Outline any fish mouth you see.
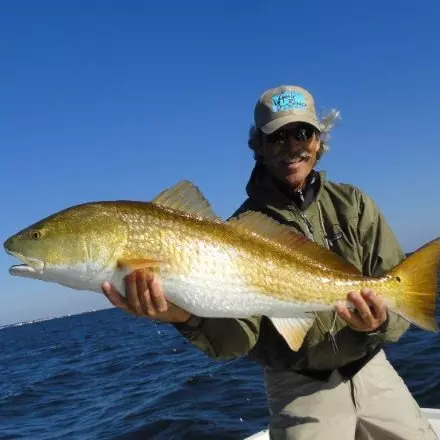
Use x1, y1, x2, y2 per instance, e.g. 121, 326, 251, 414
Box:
5, 250, 45, 277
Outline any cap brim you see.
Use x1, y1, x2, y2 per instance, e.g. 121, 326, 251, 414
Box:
260, 115, 321, 134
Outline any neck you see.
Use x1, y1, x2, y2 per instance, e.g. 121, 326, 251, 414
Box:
272, 172, 315, 196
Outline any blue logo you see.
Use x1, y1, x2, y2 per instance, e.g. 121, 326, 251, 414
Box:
272, 91, 307, 112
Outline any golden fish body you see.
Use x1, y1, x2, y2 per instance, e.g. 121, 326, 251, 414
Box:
4, 181, 440, 350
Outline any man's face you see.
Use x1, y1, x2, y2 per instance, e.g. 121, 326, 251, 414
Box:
259, 122, 320, 189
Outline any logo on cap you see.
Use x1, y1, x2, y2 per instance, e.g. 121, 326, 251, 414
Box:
271, 91, 307, 113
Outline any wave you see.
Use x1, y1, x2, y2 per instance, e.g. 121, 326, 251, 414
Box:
0, 309, 103, 330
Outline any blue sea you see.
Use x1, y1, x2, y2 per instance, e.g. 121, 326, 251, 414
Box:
1, 298, 440, 440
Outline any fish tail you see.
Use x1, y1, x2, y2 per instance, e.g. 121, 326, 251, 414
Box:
390, 238, 440, 331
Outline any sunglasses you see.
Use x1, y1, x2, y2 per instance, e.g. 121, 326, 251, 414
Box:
266, 123, 317, 145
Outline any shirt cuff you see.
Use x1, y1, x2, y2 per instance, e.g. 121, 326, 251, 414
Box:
174, 315, 204, 331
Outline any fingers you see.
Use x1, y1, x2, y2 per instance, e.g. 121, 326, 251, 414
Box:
126, 272, 143, 316
361, 289, 387, 322
104, 269, 168, 317
336, 300, 365, 330
335, 302, 351, 322
102, 282, 131, 313
131, 269, 168, 316
138, 271, 155, 316
101, 270, 181, 323
349, 290, 374, 328
337, 289, 388, 332
147, 274, 168, 313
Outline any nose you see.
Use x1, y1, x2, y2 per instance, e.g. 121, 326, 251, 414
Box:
284, 136, 303, 151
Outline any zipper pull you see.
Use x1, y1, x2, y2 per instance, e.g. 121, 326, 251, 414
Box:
300, 213, 314, 235
288, 205, 314, 240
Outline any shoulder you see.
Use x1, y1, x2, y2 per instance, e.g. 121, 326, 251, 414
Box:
323, 179, 360, 200
322, 179, 379, 213
228, 198, 258, 220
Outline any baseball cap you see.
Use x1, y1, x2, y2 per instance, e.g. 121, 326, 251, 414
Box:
254, 85, 320, 134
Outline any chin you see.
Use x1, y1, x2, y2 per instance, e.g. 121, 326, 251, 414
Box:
285, 176, 305, 188
268, 162, 312, 188
285, 169, 308, 186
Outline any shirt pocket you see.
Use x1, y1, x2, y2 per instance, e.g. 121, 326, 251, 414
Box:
325, 218, 362, 271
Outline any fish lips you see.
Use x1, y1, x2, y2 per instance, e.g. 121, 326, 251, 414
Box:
6, 251, 45, 278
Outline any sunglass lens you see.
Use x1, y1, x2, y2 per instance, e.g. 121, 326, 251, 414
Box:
266, 124, 316, 144
294, 124, 314, 141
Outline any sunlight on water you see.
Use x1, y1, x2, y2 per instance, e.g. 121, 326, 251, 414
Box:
0, 288, 439, 439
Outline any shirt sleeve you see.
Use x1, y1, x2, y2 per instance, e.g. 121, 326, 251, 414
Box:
174, 316, 261, 360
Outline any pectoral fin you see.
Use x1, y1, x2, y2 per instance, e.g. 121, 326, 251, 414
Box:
117, 258, 163, 271
269, 316, 315, 351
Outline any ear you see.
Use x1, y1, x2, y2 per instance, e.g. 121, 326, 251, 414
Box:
253, 139, 265, 156
248, 126, 264, 156
311, 134, 321, 154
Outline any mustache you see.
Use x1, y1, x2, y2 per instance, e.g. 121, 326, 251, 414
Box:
276, 150, 311, 163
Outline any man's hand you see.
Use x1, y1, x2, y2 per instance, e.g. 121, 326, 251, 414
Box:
336, 288, 388, 332
102, 269, 192, 324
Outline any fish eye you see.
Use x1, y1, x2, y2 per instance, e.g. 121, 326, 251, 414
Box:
30, 230, 42, 240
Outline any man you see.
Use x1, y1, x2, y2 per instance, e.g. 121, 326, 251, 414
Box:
102, 85, 436, 439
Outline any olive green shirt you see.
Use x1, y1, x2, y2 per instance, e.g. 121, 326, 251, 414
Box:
175, 165, 409, 371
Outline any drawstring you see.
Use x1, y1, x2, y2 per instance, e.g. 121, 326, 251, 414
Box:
314, 310, 339, 353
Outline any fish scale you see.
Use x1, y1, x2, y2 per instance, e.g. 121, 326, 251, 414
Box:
4, 180, 440, 352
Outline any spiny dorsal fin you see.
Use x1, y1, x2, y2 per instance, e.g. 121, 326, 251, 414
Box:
152, 180, 218, 220
269, 316, 315, 351
228, 211, 360, 275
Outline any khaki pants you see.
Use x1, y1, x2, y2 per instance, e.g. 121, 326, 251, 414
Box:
265, 350, 437, 440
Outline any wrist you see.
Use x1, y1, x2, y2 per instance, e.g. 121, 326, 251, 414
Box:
174, 314, 204, 330
174, 311, 192, 324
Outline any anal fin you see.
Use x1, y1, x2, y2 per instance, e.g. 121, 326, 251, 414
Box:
269, 316, 315, 351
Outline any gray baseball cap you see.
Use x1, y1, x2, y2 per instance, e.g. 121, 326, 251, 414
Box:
254, 85, 320, 134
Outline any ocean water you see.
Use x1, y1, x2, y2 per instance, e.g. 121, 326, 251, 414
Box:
1, 296, 440, 440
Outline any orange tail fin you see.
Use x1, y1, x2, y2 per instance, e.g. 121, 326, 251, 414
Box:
390, 238, 440, 331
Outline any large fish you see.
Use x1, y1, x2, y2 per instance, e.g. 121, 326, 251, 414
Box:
4, 181, 440, 350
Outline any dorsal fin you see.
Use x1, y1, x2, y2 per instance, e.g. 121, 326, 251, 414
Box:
152, 180, 218, 220
228, 211, 360, 275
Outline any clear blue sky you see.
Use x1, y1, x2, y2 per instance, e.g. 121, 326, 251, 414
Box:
1, 1, 439, 325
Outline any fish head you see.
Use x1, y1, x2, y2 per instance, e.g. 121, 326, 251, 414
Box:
4, 203, 128, 289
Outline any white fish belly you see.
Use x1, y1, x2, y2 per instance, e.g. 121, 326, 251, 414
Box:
38, 263, 332, 319
38, 263, 127, 294
161, 273, 331, 318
